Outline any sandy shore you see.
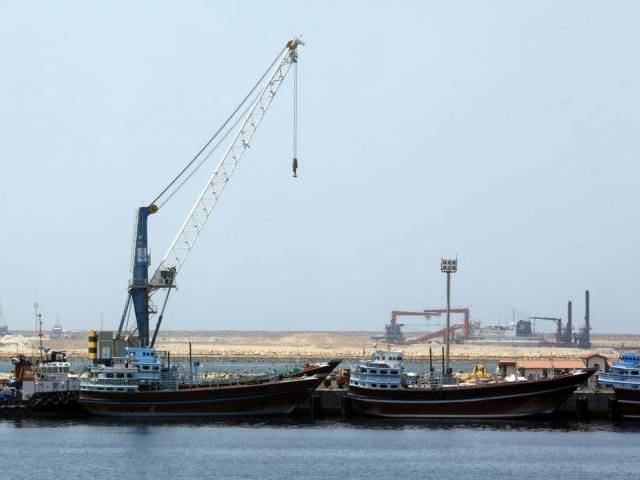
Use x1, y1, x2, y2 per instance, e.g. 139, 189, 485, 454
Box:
1, 330, 637, 362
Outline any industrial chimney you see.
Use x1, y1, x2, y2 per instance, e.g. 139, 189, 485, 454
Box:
585, 290, 590, 333
577, 289, 592, 348
566, 301, 573, 345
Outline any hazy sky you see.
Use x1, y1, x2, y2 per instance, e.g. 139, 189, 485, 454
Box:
0, 1, 638, 334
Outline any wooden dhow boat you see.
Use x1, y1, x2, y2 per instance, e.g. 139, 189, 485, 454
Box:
79, 348, 339, 417
347, 351, 594, 419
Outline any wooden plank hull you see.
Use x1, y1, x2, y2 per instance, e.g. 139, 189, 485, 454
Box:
347, 370, 594, 419
0, 391, 84, 416
613, 387, 640, 419
79, 376, 323, 417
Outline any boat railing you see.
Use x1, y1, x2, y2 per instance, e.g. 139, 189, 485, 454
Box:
349, 373, 400, 384
131, 373, 282, 392
81, 378, 138, 386
597, 372, 640, 384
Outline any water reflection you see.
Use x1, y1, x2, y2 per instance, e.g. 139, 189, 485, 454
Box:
2, 414, 640, 433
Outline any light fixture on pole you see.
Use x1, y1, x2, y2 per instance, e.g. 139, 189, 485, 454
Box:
440, 258, 457, 374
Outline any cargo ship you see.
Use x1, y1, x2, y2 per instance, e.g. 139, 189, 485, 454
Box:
347, 350, 594, 419
79, 347, 339, 417
597, 352, 640, 419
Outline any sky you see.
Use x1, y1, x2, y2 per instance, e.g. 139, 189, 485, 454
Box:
0, 1, 638, 334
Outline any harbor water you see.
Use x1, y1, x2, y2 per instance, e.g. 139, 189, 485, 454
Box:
1, 418, 639, 479
0, 359, 493, 375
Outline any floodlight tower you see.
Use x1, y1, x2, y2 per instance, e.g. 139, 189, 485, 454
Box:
440, 258, 458, 373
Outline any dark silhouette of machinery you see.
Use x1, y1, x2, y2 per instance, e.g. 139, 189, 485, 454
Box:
528, 290, 592, 348
375, 308, 471, 345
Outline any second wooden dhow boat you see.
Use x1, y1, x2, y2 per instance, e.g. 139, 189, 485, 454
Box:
347, 351, 594, 419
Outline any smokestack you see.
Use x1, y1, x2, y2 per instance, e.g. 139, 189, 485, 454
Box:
585, 290, 590, 332
567, 301, 573, 342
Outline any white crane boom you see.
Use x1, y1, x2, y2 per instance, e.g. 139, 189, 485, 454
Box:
149, 38, 303, 289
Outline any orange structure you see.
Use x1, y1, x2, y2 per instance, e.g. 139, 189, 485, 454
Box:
387, 308, 471, 344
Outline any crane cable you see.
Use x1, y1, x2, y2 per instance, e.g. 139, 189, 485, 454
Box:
156, 99, 252, 209
151, 48, 285, 207
292, 60, 299, 178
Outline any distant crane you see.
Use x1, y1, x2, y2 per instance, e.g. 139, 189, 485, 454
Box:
529, 292, 592, 348
116, 37, 304, 348
377, 308, 471, 345
528, 317, 562, 343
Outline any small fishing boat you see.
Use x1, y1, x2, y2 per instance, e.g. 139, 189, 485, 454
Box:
0, 351, 81, 414
346, 350, 594, 419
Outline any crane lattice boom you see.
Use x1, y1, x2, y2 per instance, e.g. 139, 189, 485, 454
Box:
150, 38, 303, 289
117, 37, 303, 347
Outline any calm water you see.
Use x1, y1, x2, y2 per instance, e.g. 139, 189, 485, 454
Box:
1, 418, 639, 479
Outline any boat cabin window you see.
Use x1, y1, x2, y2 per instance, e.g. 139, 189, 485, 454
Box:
126, 373, 133, 378
369, 369, 377, 374
143, 366, 150, 370
380, 370, 387, 374
371, 384, 377, 388
632, 371, 639, 375
116, 373, 125, 378
106, 373, 114, 379
390, 370, 398, 375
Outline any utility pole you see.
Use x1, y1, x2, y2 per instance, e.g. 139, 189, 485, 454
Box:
34, 302, 43, 361
440, 258, 457, 375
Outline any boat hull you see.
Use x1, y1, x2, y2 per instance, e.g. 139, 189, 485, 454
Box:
613, 387, 640, 419
79, 376, 324, 418
0, 391, 84, 416
347, 370, 594, 419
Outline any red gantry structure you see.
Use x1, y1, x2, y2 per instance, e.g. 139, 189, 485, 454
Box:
379, 308, 471, 345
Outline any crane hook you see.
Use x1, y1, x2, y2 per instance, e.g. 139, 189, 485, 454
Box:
292, 157, 298, 178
